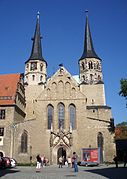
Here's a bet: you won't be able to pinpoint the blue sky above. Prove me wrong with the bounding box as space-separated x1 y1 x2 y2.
0 0 127 124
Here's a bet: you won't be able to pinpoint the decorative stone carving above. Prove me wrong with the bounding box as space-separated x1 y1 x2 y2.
50 129 73 148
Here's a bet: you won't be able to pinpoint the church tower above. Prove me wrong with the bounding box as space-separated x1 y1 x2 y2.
24 12 47 120
24 12 47 86
79 13 106 105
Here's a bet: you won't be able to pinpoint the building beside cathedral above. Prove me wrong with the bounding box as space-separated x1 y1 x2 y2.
0 13 115 164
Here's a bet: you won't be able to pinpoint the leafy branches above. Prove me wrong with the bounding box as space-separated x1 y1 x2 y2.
119 79 127 107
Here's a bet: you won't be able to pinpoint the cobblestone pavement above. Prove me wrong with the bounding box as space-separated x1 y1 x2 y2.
0 164 127 179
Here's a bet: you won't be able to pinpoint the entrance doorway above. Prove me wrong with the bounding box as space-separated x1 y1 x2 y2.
57 147 66 164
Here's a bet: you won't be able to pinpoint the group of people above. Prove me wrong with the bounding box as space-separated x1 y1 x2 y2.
58 152 78 172
36 154 49 171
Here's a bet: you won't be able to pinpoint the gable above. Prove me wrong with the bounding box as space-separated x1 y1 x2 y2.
36 66 86 100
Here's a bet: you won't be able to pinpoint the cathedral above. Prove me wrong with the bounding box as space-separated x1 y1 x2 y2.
0 13 115 164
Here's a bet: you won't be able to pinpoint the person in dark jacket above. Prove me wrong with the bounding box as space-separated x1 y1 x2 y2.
113 155 118 168
123 152 127 167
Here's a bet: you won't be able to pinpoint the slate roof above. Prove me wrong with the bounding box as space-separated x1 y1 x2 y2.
26 12 47 65
79 15 101 61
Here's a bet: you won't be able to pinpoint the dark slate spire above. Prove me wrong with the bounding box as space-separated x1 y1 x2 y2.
29 12 46 62
80 12 101 60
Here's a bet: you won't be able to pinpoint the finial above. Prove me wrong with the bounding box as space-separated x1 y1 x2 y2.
37 11 40 19
85 10 88 16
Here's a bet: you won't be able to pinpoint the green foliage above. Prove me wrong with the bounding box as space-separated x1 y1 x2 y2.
119 79 127 97
116 121 127 127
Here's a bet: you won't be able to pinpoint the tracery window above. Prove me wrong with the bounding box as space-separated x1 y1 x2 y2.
21 131 28 153
89 61 93 69
58 103 65 129
97 132 104 163
69 104 76 129
30 62 37 71
97 132 103 148
47 104 54 129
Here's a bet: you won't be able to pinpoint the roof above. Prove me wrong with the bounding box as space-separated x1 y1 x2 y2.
26 12 47 65
79 15 101 61
0 73 21 105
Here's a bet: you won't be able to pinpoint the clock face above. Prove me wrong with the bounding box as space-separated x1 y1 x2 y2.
30 62 37 70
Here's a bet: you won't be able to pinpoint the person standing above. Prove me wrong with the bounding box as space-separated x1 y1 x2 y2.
72 152 78 172
123 152 127 167
67 156 71 167
113 155 118 168
58 156 63 168
36 154 42 172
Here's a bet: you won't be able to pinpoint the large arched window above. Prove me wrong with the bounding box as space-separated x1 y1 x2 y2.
97 132 104 163
21 130 28 153
47 104 54 129
69 104 76 129
97 132 103 148
58 103 65 129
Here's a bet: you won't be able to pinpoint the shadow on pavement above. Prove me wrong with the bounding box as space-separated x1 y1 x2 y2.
0 168 20 177
84 167 127 179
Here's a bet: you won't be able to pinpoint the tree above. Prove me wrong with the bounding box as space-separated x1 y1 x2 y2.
119 79 127 107
116 121 127 127
115 126 127 139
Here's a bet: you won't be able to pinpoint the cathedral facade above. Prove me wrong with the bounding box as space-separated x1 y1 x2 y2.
0 13 115 164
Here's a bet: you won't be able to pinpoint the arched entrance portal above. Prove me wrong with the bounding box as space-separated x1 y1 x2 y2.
57 147 66 164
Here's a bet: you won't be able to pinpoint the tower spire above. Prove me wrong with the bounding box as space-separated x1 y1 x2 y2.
80 11 101 60
29 12 45 62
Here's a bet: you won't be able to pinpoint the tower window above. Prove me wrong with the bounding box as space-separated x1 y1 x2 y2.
30 62 37 71
26 64 29 68
98 75 101 80
90 74 93 81
82 62 85 70
32 75 35 81
82 75 85 81
40 63 43 71
89 61 93 69
0 128 4 136
96 62 99 69
40 75 43 81
91 99 95 104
